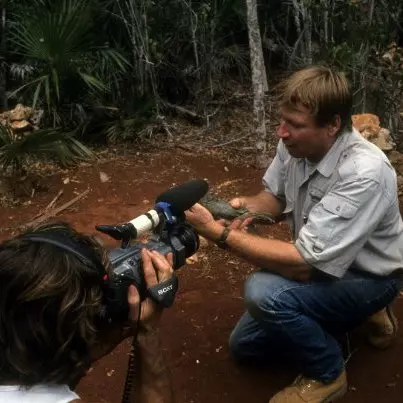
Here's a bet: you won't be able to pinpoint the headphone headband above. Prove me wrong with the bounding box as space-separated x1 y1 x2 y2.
20 232 105 275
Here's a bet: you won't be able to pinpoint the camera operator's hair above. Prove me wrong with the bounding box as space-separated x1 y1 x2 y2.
0 222 107 387
278 65 353 131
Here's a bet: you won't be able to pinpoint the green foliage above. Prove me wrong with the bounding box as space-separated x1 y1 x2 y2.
2 0 402 145
0 125 94 175
7 0 128 117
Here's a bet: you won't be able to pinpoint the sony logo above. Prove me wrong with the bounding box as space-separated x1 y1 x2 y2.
158 285 173 295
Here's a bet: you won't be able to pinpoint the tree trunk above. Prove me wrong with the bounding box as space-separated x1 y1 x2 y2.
368 0 375 26
246 0 270 168
0 0 8 111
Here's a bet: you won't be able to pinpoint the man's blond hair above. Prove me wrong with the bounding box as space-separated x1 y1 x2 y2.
278 65 353 131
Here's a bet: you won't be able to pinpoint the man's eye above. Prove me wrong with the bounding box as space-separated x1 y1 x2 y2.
290 122 302 129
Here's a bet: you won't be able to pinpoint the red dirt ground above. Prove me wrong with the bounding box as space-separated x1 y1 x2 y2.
1 149 402 403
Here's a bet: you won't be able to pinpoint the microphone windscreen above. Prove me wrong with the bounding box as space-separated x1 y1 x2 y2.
155 179 209 215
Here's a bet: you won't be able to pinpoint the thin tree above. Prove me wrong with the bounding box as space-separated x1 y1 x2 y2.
0 0 7 110
246 0 269 168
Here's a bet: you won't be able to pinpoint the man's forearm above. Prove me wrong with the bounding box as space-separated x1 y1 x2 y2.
227 230 311 281
132 328 174 403
202 222 311 281
246 190 285 218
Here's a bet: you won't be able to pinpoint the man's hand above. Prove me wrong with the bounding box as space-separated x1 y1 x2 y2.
229 196 249 210
231 191 285 218
185 203 219 233
128 249 174 332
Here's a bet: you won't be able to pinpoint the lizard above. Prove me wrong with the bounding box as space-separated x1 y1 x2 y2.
198 192 275 225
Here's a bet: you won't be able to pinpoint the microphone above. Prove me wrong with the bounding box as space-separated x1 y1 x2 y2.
155 179 209 215
128 179 208 236
96 179 209 244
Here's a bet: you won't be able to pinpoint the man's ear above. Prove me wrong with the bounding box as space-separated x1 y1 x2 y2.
328 115 341 137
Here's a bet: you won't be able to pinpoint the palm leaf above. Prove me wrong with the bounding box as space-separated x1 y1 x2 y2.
0 126 95 174
8 0 128 111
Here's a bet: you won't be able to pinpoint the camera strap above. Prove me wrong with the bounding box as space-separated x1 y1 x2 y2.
147 275 179 308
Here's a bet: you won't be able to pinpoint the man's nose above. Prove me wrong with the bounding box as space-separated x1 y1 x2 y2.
276 121 289 139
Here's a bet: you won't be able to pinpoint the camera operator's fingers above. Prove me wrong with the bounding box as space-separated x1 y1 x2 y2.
127 284 140 322
166 252 174 267
141 248 158 288
149 250 174 283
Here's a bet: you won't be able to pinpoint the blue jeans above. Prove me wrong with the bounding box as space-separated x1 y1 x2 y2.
229 269 401 383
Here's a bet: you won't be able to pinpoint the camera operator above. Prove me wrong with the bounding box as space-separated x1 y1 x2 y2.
0 222 174 403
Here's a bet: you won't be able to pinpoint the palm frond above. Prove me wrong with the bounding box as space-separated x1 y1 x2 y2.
0 126 95 174
8 0 128 111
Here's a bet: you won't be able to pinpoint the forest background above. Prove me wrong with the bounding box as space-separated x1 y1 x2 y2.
0 0 402 176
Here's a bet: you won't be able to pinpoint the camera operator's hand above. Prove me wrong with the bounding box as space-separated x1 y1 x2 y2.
128 248 174 332
90 249 173 364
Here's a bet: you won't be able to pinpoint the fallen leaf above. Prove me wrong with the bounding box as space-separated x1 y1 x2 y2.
63 178 70 184
186 253 199 264
100 172 110 183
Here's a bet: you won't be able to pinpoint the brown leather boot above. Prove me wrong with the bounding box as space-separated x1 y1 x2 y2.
366 305 398 349
269 370 347 403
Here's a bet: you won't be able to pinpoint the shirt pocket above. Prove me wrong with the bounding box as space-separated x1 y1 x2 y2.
322 195 358 219
311 195 359 253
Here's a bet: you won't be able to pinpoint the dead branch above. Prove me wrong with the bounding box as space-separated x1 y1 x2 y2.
164 101 204 124
208 133 252 148
22 188 90 230
31 189 64 220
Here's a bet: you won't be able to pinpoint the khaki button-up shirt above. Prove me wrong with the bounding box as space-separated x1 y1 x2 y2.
263 128 403 278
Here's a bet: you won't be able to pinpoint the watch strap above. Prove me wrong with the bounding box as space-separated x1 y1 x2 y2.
217 226 231 249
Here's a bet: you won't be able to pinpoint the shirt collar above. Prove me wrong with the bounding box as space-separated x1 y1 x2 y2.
314 128 356 177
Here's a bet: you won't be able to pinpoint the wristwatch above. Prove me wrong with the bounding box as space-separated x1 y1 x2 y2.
217 227 231 249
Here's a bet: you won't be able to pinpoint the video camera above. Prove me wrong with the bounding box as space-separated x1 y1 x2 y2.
96 179 209 322
21 179 208 323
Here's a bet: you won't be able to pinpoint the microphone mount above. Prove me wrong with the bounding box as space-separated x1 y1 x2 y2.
95 179 208 248
96 202 179 248
96 223 134 248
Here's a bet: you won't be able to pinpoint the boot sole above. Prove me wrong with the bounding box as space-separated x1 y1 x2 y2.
386 305 398 335
369 305 398 349
322 384 348 403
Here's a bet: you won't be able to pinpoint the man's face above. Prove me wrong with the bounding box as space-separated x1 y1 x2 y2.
276 105 337 162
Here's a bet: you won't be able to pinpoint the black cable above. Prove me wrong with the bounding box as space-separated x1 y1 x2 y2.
121 300 142 403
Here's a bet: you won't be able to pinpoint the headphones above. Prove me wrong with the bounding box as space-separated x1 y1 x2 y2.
20 231 106 277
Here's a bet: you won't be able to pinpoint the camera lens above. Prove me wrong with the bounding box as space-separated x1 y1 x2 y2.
174 224 200 257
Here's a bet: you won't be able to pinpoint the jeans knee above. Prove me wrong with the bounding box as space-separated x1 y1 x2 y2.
228 324 259 362
244 272 295 318
228 328 242 358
